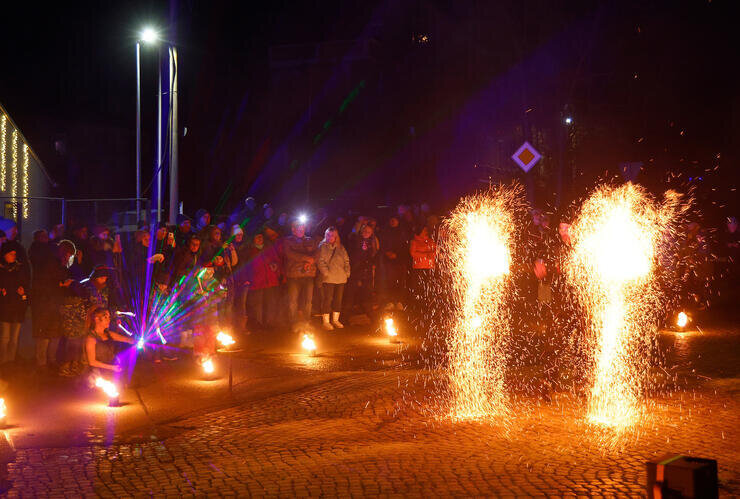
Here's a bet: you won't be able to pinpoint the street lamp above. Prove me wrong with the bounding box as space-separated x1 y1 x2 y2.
136 27 159 224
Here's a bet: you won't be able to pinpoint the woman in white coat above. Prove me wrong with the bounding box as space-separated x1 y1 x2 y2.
317 227 350 330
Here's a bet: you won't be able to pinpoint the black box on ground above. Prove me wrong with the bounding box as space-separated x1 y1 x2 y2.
646 454 718 499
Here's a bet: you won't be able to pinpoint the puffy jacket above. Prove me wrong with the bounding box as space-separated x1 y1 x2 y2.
245 245 281 290
282 235 318 278
410 234 436 269
317 242 350 284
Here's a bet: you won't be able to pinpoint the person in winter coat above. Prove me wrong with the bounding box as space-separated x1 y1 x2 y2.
0 219 30 284
191 264 228 362
244 232 281 330
0 244 29 365
409 225 436 270
153 222 176 268
344 223 379 321
230 225 250 332
317 227 350 330
194 209 211 237
379 216 408 310
172 235 202 283
199 226 238 269
276 212 291 237
32 240 75 370
283 219 318 325
409 225 437 316
175 215 193 248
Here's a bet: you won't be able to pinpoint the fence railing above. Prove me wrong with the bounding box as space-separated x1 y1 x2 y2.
0 196 151 237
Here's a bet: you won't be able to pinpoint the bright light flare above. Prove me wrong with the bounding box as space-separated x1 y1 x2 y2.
217 331 235 347
95 377 120 399
136 337 145 350
0 398 6 421
438 185 522 421
116 311 135 317
140 27 158 44
201 358 215 374
156 327 167 344
676 311 688 329
566 183 684 429
298 213 308 224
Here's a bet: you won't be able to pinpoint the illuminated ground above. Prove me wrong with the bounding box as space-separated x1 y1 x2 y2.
2 319 739 496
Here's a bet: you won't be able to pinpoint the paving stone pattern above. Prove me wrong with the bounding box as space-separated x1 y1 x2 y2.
5 370 739 497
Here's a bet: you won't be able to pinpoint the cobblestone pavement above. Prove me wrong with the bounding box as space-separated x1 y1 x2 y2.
5 364 740 497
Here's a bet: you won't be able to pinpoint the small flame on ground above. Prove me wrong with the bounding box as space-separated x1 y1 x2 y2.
302 334 316 352
202 358 215 374
676 311 688 329
217 331 235 347
385 318 398 337
95 377 120 398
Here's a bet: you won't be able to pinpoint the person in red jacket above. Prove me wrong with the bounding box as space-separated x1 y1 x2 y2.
409 225 437 316
245 233 281 330
409 225 436 270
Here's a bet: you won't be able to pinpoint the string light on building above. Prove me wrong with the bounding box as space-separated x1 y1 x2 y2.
22 143 29 218
0 114 6 191
11 129 18 218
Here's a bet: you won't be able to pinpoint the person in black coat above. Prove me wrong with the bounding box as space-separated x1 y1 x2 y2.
0 243 30 365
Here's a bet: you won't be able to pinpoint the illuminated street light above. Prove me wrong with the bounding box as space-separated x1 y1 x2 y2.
141 27 159 44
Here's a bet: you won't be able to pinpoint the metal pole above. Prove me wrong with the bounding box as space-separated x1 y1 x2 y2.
136 42 142 224
168 46 179 225
156 49 163 223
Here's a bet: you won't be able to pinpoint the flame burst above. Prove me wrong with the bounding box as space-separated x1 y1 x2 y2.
439 186 522 421
566 183 682 429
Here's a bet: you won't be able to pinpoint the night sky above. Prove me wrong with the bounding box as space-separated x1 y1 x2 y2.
1 0 738 222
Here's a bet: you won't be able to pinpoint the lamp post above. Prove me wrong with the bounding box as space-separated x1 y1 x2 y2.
136 27 158 224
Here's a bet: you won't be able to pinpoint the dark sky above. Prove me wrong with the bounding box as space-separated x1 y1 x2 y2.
1 0 738 219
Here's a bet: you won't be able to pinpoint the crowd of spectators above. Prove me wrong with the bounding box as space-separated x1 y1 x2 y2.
0 194 736 385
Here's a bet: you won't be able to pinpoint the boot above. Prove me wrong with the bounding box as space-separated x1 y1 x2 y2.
331 312 344 329
322 314 334 331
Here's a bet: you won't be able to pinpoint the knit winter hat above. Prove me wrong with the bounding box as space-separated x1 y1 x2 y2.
195 209 209 222
176 214 191 226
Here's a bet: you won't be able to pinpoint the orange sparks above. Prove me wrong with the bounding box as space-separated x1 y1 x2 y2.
566 183 684 429
439 185 523 421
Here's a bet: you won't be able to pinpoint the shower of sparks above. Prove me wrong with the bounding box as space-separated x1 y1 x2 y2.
438 185 524 421
566 183 685 430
